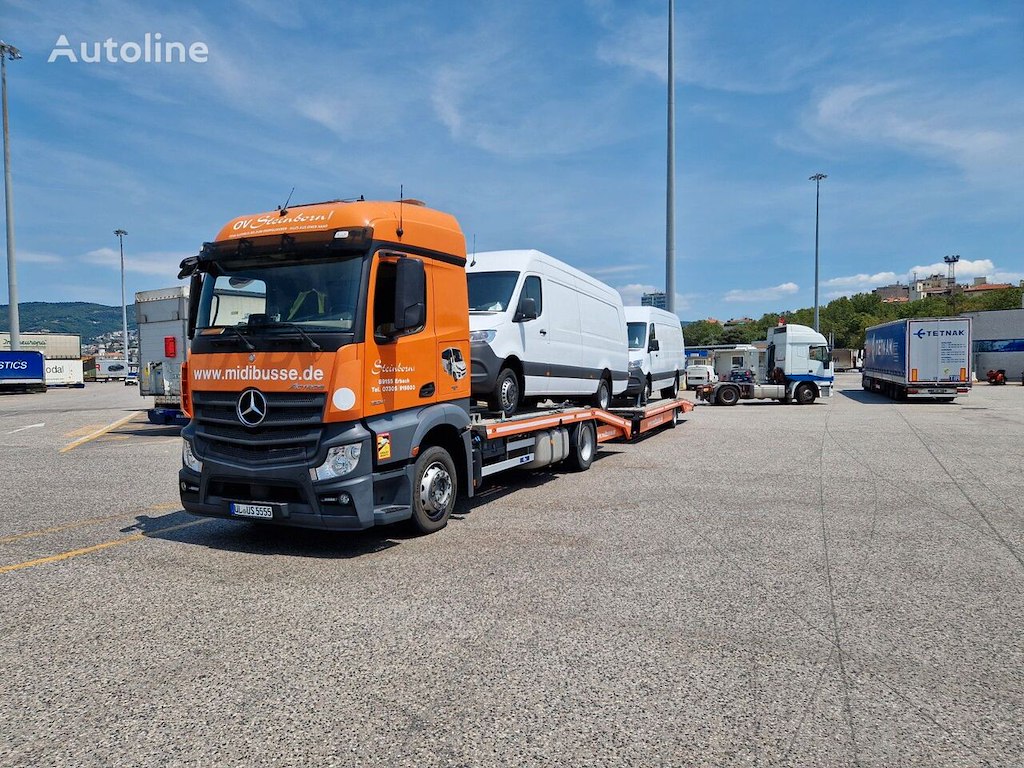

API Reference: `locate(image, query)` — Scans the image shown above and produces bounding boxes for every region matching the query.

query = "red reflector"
[957,388,969,393]
[164,336,177,358]
[907,389,919,394]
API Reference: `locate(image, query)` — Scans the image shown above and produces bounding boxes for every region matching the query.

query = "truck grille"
[192,390,326,466]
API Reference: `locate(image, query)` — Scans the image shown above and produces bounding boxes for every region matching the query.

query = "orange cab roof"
[214,200,465,259]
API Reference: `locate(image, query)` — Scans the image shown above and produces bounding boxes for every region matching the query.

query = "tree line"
[683,286,1023,349]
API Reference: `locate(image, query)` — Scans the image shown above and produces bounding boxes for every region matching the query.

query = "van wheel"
[489,368,520,415]
[566,421,596,471]
[411,446,457,534]
[591,377,611,410]
[660,374,680,400]
[795,383,816,405]
[639,377,652,406]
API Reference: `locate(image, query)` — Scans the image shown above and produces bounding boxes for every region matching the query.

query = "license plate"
[230,502,276,519]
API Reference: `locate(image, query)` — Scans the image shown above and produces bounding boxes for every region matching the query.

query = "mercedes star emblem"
[236,388,267,427]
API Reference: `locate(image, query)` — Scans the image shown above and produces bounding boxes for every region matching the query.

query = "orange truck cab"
[178,199,474,533]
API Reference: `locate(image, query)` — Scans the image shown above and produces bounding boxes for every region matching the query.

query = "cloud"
[82,247,187,278]
[18,251,64,264]
[824,271,899,290]
[908,258,994,279]
[724,282,799,303]
[590,264,645,278]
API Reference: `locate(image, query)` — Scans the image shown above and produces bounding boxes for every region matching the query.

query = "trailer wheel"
[567,421,596,471]
[795,383,816,405]
[660,374,680,400]
[716,386,740,406]
[410,446,457,534]
[591,377,611,410]
[489,368,520,416]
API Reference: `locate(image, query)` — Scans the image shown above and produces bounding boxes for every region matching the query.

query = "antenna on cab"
[397,184,404,238]
[279,186,295,216]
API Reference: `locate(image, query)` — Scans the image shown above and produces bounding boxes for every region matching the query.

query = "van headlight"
[182,439,202,473]
[310,444,362,482]
[469,329,496,344]
[628,359,643,370]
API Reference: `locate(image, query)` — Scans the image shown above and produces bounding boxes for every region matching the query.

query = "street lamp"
[114,229,128,362]
[1,41,21,351]
[809,173,827,332]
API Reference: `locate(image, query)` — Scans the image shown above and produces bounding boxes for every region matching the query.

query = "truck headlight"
[628,359,643,370]
[182,439,202,473]
[469,329,496,344]
[310,444,362,482]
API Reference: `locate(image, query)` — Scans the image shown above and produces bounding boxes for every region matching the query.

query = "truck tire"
[591,377,611,410]
[489,368,520,416]
[716,386,740,406]
[795,383,816,405]
[410,446,457,534]
[566,420,596,471]
[660,374,680,400]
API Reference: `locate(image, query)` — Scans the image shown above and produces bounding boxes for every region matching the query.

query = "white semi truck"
[136,286,190,424]
[696,323,834,405]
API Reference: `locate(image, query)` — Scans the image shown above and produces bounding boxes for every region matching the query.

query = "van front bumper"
[469,341,502,395]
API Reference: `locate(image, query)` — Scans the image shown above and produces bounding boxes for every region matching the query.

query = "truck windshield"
[627,322,647,349]
[196,256,363,332]
[468,271,519,312]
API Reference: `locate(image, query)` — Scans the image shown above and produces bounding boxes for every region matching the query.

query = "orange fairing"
[214,200,466,260]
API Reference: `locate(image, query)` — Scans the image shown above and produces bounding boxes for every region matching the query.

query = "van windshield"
[468,271,519,312]
[627,322,648,349]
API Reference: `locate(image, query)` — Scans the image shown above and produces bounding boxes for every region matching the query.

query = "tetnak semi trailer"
[177,199,690,533]
[862,318,971,401]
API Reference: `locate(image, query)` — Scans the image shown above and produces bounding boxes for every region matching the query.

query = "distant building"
[963,277,1013,294]
[724,317,755,326]
[910,273,954,300]
[873,282,910,301]
[641,291,667,310]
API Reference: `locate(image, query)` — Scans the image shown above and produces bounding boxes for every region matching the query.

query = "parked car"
[624,306,686,403]
[467,249,629,415]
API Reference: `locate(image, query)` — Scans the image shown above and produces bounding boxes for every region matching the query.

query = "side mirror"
[393,258,426,332]
[648,338,660,352]
[514,296,537,322]
[186,272,202,340]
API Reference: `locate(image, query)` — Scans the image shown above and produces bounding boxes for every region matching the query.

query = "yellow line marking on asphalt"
[59,412,142,453]
[0,518,212,575]
[0,502,182,544]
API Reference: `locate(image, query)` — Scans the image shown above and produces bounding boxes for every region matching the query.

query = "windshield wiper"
[260,321,323,351]
[210,325,255,350]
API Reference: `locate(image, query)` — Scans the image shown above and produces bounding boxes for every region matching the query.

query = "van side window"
[521,275,542,315]
[649,323,656,340]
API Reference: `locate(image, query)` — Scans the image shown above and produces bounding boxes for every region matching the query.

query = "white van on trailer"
[624,306,686,403]
[467,250,629,415]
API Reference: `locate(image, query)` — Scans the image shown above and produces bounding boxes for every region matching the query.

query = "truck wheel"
[489,368,520,415]
[411,446,457,534]
[660,374,680,400]
[591,377,611,410]
[567,421,596,471]
[795,383,816,405]
[716,386,740,406]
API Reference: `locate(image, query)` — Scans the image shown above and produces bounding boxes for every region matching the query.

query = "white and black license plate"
[230,502,276,519]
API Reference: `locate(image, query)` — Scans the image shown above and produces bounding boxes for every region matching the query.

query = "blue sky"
[1,0,1021,319]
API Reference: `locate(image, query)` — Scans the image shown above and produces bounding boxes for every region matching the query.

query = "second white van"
[467,250,629,415]
[625,306,686,403]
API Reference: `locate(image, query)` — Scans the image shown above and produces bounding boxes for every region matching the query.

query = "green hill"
[0,302,137,341]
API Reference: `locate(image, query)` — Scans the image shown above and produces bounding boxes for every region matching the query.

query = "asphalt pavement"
[1,374,1022,767]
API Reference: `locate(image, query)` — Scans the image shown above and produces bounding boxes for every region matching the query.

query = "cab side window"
[809,345,831,364]
[373,254,427,339]
[520,275,542,315]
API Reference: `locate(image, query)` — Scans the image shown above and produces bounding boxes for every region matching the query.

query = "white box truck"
[135,286,190,424]
[862,317,972,401]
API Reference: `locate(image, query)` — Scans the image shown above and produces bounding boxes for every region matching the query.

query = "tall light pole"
[944,254,960,314]
[809,172,827,332]
[1,41,21,351]
[114,229,129,361]
[665,0,676,315]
